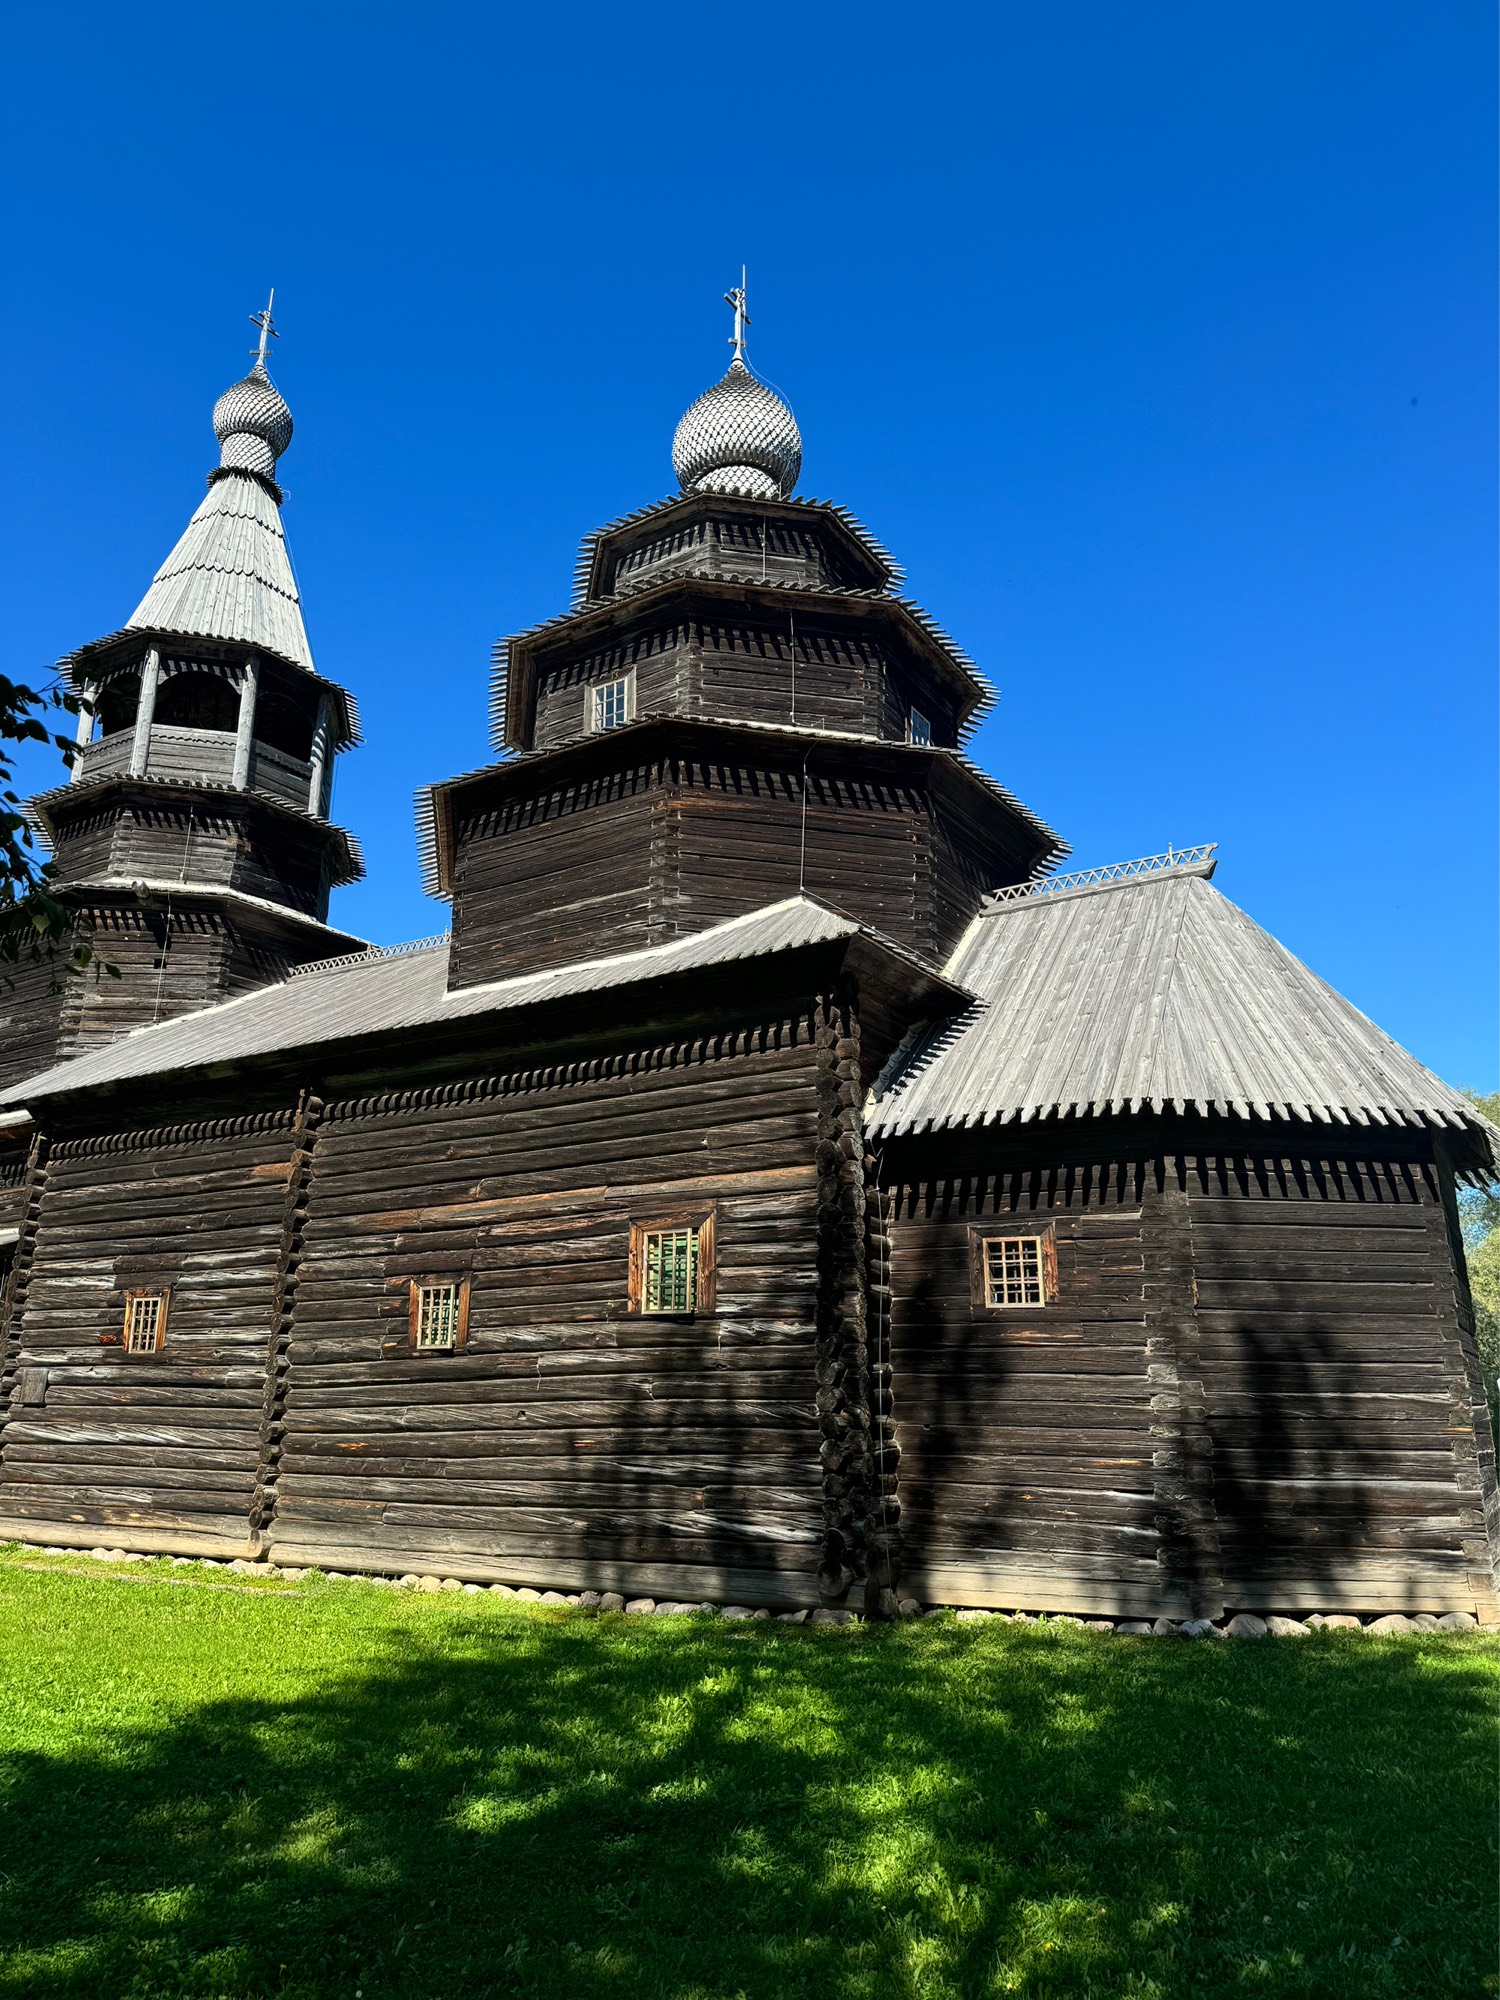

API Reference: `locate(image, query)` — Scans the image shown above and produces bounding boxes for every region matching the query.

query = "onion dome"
[673,358,801,501]
[212,362,293,477]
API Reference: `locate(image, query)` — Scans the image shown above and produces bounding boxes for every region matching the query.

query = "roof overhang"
[30,771,366,890]
[495,574,992,755]
[575,491,896,604]
[2,896,971,1113]
[416,712,1065,900]
[50,876,367,948]
[62,630,361,749]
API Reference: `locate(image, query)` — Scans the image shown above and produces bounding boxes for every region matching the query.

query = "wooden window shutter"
[628,1226,644,1315]
[696,1211,716,1312]
[1042,1226,1059,1303]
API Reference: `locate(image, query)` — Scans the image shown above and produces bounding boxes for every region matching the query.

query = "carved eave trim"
[417,712,1066,900]
[30,771,366,887]
[61,632,362,748]
[573,491,897,608]
[50,875,368,947]
[494,574,993,755]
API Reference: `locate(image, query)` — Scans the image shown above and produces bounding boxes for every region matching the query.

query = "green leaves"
[0,672,101,983]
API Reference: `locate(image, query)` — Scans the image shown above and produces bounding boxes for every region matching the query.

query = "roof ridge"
[285,933,449,981]
[984,845,1217,913]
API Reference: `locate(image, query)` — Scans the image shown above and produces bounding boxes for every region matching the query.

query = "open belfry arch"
[0,293,1493,1622]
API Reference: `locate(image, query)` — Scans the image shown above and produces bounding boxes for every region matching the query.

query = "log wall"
[1186,1148,1494,1616]
[0,904,314,1087]
[882,1139,1499,1620]
[527,602,961,753]
[0,1112,299,1555]
[49,792,335,919]
[593,507,878,601]
[271,1022,832,1603]
[1,1062,1492,1620]
[448,742,1038,987]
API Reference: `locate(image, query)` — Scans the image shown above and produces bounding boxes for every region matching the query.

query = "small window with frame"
[907,707,932,747]
[970,1227,1057,1311]
[629,1213,716,1316]
[589,673,634,734]
[122,1288,169,1354]
[408,1276,471,1352]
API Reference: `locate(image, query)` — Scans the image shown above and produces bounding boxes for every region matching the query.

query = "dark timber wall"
[48,788,339,920]
[447,739,1039,986]
[0,906,316,1090]
[1,1071,1494,1618]
[522,593,965,754]
[881,1134,1499,1620]
[0,1112,299,1555]
[271,1023,835,1604]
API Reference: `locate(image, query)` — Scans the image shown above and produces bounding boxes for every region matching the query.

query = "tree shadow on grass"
[0,1608,1493,2000]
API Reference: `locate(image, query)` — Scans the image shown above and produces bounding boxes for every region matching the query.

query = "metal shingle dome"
[672,358,802,500]
[212,362,293,476]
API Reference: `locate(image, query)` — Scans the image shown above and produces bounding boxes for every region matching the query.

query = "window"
[589,675,633,734]
[970,1228,1058,1311]
[409,1277,471,1351]
[122,1289,168,1354]
[907,708,932,747]
[629,1214,715,1315]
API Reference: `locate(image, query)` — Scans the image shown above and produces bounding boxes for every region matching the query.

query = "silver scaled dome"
[212,362,293,477]
[672,358,801,500]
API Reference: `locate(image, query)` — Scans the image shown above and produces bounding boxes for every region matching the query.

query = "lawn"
[0,1552,1492,1999]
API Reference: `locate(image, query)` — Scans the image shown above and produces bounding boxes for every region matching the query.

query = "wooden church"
[0,297,1493,1623]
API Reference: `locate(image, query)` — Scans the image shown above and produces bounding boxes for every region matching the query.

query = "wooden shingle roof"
[868,852,1494,1168]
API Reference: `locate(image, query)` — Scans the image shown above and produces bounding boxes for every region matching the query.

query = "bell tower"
[0,305,365,1084]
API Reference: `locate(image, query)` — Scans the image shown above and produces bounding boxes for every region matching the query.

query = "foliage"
[0,1552,1493,2000]
[0,671,106,984]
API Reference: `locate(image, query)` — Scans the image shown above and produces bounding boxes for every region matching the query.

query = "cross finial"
[249,289,278,371]
[724,267,750,364]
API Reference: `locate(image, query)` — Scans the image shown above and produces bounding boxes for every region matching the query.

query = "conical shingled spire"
[125,352,312,670]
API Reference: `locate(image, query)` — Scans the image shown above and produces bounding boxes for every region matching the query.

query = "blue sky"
[2,4,1494,1086]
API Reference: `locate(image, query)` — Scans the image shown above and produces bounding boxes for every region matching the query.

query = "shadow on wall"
[0,1602,1492,1999]
[885,1165,1171,1606]
[1208,1323,1389,1601]
[551,1345,824,1598]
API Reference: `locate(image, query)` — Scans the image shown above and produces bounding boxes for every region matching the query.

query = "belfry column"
[128,647,161,777]
[69,696,93,782]
[307,690,333,817]
[231,659,260,790]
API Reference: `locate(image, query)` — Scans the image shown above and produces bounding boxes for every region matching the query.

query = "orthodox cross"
[250,289,279,368]
[724,269,750,363]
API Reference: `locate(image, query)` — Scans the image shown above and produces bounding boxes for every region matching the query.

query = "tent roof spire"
[120,308,312,670]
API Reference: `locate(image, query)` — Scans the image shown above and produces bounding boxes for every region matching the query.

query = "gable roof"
[0,896,960,1106]
[868,854,1495,1170]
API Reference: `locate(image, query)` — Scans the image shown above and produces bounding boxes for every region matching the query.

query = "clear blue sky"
[3,4,1494,1087]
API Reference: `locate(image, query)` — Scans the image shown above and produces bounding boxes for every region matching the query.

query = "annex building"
[0,304,1493,1623]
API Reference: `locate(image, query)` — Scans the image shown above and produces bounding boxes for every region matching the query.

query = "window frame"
[907,707,933,748]
[628,1211,716,1317]
[121,1287,170,1355]
[587,671,635,735]
[968,1225,1057,1313]
[407,1275,472,1354]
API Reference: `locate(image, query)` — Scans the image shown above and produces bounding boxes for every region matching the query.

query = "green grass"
[0,1552,1493,1999]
